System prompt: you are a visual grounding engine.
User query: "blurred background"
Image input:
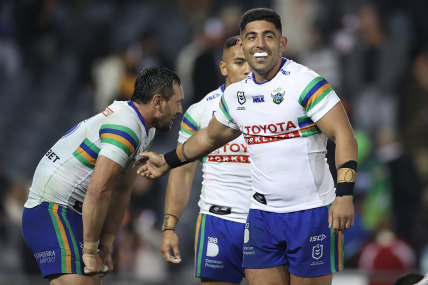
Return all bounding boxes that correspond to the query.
[0,0,427,284]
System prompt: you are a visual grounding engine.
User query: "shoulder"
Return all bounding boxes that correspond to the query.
[101,101,142,141]
[186,87,223,116]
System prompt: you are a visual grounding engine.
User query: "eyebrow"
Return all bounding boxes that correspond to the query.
[233,57,246,61]
[244,30,276,38]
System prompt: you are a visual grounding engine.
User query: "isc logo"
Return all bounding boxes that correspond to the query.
[309,234,326,242]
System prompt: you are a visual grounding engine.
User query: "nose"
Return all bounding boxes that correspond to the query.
[178,103,183,114]
[255,35,267,48]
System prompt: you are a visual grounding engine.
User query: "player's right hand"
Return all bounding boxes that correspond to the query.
[82,252,109,276]
[137,152,171,179]
[160,230,182,264]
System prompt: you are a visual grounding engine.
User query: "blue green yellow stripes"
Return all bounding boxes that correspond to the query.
[144,137,154,151]
[181,113,199,136]
[48,203,72,273]
[297,115,321,137]
[61,207,81,274]
[73,138,100,169]
[299,77,333,112]
[99,124,140,156]
[194,214,206,277]
[219,94,233,122]
[328,205,344,273]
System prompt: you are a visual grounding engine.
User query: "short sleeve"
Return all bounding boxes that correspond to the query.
[215,93,239,130]
[98,123,140,168]
[297,76,340,123]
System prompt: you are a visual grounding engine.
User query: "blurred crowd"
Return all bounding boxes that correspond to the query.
[0,0,427,284]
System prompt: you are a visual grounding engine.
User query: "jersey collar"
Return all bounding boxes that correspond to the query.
[128,100,149,136]
[220,84,225,93]
[252,57,287,85]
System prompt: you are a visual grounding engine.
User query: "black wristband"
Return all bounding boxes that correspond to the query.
[336,182,355,196]
[337,160,357,171]
[164,149,190,169]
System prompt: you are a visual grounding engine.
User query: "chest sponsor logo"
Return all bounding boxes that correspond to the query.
[237,91,246,105]
[271,87,285,105]
[252,95,265,103]
[241,122,300,145]
[281,70,290,75]
[208,143,249,162]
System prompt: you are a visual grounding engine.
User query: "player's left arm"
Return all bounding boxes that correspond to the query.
[315,101,358,234]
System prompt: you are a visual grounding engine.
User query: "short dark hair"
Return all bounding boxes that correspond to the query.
[393,273,424,285]
[224,35,240,49]
[240,8,282,33]
[131,66,181,104]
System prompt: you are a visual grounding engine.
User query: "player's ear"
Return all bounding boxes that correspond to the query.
[219,61,227,77]
[152,94,162,109]
[280,36,287,53]
[237,37,244,51]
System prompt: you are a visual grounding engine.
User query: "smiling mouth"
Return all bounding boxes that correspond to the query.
[254,52,268,58]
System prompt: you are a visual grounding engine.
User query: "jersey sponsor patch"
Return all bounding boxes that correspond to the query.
[99,124,139,156]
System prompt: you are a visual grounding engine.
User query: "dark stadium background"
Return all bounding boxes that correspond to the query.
[1,0,427,284]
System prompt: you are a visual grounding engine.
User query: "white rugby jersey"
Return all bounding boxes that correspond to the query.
[25,100,155,212]
[215,58,340,213]
[179,85,252,223]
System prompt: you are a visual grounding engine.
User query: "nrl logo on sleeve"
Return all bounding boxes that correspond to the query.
[237,91,246,105]
[271,87,285,105]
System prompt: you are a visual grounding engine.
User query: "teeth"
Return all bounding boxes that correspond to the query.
[254,52,268,57]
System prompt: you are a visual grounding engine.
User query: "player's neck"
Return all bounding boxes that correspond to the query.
[132,101,155,129]
[254,58,283,83]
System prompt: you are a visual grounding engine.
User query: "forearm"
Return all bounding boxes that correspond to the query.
[100,170,136,247]
[82,155,122,247]
[164,160,198,219]
[82,185,113,244]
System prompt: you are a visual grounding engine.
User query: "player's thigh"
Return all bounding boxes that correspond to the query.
[245,265,290,285]
[201,277,240,285]
[49,273,101,285]
[195,214,245,283]
[290,273,332,285]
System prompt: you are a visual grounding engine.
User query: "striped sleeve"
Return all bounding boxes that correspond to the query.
[73,138,100,169]
[99,124,140,156]
[298,77,333,112]
[219,94,233,121]
[181,113,199,136]
[214,93,239,130]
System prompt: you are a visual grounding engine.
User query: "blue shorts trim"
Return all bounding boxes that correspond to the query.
[243,206,344,277]
[194,213,245,283]
[22,202,84,277]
